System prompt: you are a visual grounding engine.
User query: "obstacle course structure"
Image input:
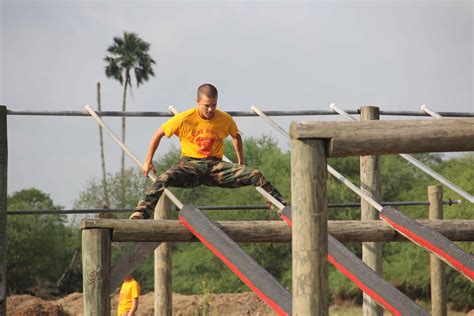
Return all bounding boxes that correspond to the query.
[83,105,472,314]
[87,105,433,314]
[1,104,473,315]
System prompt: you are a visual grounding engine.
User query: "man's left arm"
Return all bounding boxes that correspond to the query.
[231,133,244,165]
[127,298,138,316]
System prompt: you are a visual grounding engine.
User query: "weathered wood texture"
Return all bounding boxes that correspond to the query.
[0,106,7,316]
[291,139,328,315]
[96,82,110,209]
[155,196,172,316]
[80,219,474,242]
[109,241,160,291]
[82,229,111,316]
[429,186,447,316]
[290,118,474,157]
[360,106,383,316]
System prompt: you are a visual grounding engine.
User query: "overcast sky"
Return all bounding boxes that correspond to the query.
[1,0,472,209]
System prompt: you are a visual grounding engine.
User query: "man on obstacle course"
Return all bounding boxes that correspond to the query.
[130,83,287,219]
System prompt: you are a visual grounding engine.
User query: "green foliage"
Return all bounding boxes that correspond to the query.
[74,167,148,212]
[7,188,80,295]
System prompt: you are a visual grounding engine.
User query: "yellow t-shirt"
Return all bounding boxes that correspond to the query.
[161,107,238,158]
[117,279,140,315]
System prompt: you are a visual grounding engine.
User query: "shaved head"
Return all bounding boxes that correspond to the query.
[197,83,218,100]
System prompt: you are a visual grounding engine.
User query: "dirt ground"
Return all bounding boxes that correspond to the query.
[7,292,276,316]
[6,292,474,315]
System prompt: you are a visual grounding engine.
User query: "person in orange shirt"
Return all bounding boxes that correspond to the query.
[130,83,287,219]
[117,275,140,316]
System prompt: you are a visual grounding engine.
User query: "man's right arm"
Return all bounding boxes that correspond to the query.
[142,128,165,177]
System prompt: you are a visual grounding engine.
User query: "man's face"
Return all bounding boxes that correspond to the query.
[196,94,217,120]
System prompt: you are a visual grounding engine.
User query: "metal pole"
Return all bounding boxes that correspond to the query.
[84,105,183,209]
[421,104,443,119]
[4,200,462,215]
[6,108,474,117]
[420,104,474,203]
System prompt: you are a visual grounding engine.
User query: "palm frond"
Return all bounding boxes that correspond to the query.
[104,31,156,87]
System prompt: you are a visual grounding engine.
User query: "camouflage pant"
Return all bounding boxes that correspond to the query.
[135,156,287,218]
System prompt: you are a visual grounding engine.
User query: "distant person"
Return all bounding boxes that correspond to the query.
[130,83,286,219]
[117,275,140,316]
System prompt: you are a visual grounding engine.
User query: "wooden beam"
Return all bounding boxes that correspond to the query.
[360,106,383,316]
[109,241,160,291]
[429,186,447,316]
[291,139,328,315]
[154,195,172,316]
[82,228,111,316]
[0,106,7,316]
[290,118,474,157]
[80,219,474,243]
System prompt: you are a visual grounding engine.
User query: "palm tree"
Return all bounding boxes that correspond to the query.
[104,31,155,206]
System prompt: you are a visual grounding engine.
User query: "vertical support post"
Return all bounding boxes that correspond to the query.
[97,82,110,210]
[360,106,383,316]
[82,229,111,316]
[291,138,328,315]
[428,185,447,316]
[0,106,7,316]
[154,195,172,316]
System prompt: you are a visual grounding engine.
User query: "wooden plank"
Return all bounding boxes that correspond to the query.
[429,186,447,316]
[109,241,160,291]
[291,139,328,315]
[154,196,172,316]
[81,219,474,242]
[179,205,292,315]
[280,206,428,315]
[289,118,474,157]
[360,106,383,316]
[0,106,7,316]
[82,229,111,316]
[380,207,474,281]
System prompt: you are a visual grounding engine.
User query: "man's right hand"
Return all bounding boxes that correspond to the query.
[142,161,156,177]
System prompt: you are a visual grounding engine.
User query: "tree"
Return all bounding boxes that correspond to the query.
[104,31,156,207]
[7,188,80,295]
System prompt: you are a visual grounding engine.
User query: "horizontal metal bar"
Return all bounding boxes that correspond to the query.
[6,110,174,117]
[6,200,461,215]
[379,110,474,117]
[5,108,474,118]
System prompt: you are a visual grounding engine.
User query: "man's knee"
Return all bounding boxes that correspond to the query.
[149,174,170,192]
[248,169,265,186]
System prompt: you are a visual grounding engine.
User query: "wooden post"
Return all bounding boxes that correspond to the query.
[291,138,328,315]
[154,195,173,316]
[360,106,383,316]
[0,106,7,316]
[97,82,110,210]
[82,229,111,316]
[429,185,447,316]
